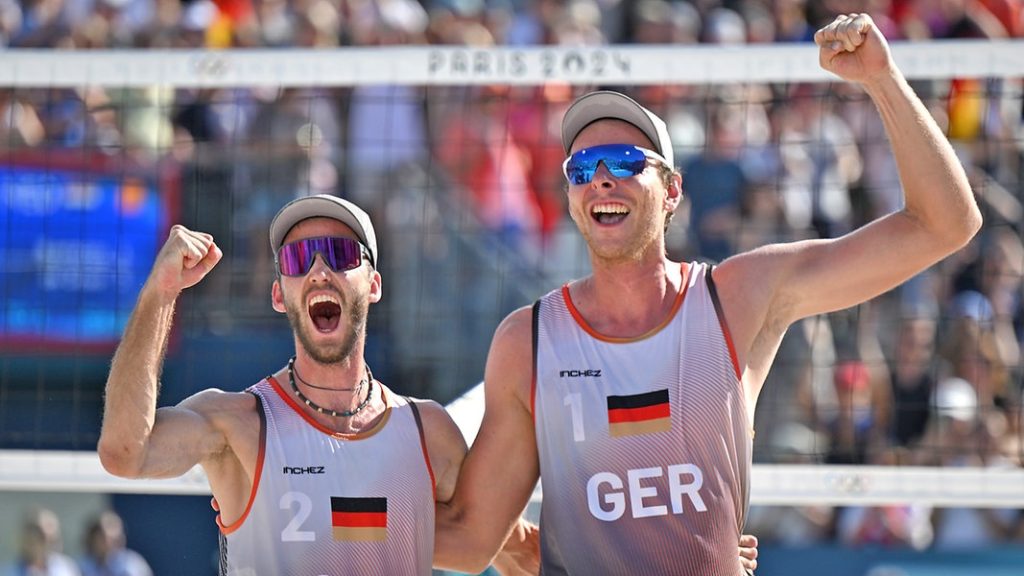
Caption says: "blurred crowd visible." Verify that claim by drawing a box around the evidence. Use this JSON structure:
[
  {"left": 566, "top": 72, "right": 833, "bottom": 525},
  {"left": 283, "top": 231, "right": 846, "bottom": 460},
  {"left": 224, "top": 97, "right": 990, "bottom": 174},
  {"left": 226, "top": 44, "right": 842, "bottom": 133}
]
[
  {"left": 4, "top": 508, "right": 152, "bottom": 576},
  {"left": 1, "top": 0, "right": 1022, "bottom": 50},
  {"left": 1, "top": 0, "right": 1023, "bottom": 552}
]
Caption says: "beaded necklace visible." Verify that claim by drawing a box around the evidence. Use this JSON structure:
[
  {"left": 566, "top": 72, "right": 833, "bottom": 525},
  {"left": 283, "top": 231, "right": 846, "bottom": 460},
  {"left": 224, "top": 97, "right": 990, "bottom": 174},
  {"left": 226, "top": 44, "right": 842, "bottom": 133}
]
[{"left": 287, "top": 356, "right": 374, "bottom": 418}]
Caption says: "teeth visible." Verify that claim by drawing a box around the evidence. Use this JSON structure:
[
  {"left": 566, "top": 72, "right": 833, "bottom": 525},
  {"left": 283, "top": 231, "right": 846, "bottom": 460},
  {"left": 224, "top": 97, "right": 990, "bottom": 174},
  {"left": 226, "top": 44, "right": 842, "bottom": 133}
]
[
  {"left": 592, "top": 203, "right": 629, "bottom": 215},
  {"left": 308, "top": 294, "right": 340, "bottom": 307}
]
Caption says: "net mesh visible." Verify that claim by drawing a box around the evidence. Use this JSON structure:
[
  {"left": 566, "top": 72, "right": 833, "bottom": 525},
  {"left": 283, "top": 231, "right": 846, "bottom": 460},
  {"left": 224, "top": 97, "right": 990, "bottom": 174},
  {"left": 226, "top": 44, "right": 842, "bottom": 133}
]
[{"left": 1, "top": 43, "right": 1023, "bottom": 511}]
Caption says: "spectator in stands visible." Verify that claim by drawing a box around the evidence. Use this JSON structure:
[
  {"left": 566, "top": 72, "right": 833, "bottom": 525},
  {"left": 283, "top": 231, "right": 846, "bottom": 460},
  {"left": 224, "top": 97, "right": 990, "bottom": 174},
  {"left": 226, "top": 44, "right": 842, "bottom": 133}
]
[
  {"left": 5, "top": 508, "right": 80, "bottom": 576},
  {"left": 629, "top": 0, "right": 701, "bottom": 45},
  {"left": 9, "top": 0, "right": 68, "bottom": 47},
  {"left": 777, "top": 82, "right": 863, "bottom": 239},
  {"left": 966, "top": 228, "right": 1023, "bottom": 376},
  {"left": 77, "top": 511, "right": 153, "bottom": 576},
  {"left": 504, "top": 0, "right": 570, "bottom": 45},
  {"left": 0, "top": 89, "right": 45, "bottom": 148},
  {"left": 434, "top": 84, "right": 544, "bottom": 260},
  {"left": 0, "top": 0, "right": 23, "bottom": 46},
  {"left": 344, "top": 0, "right": 430, "bottom": 217},
  {"left": 888, "top": 313, "right": 939, "bottom": 448},
  {"left": 773, "top": 0, "right": 816, "bottom": 41},
  {"left": 915, "top": 376, "right": 1022, "bottom": 549},
  {"left": 822, "top": 359, "right": 890, "bottom": 464},
  {"left": 939, "top": 290, "right": 1011, "bottom": 411},
  {"left": 702, "top": 6, "right": 748, "bottom": 44},
  {"left": 682, "top": 104, "right": 749, "bottom": 262}
]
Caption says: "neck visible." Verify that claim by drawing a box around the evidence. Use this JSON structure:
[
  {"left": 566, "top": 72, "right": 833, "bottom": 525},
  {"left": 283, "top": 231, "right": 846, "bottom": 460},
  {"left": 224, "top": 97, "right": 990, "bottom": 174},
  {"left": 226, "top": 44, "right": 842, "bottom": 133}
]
[
  {"left": 291, "top": 354, "right": 365, "bottom": 391},
  {"left": 573, "top": 257, "right": 684, "bottom": 337}
]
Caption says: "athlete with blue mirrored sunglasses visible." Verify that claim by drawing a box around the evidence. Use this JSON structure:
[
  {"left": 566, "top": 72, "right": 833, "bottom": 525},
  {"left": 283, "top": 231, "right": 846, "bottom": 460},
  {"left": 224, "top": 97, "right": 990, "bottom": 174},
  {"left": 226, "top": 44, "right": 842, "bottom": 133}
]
[{"left": 438, "top": 13, "right": 982, "bottom": 576}]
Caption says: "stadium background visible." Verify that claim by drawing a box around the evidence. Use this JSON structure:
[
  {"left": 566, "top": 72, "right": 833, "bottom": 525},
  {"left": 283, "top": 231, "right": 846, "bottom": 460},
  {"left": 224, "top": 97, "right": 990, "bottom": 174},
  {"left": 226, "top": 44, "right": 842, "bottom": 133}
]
[{"left": 1, "top": 0, "right": 1024, "bottom": 574}]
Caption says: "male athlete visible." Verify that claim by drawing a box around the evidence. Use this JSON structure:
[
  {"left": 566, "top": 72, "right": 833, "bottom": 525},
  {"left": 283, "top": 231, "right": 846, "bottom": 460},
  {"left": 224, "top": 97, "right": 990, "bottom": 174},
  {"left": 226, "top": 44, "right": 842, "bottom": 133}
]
[
  {"left": 435, "top": 13, "right": 981, "bottom": 575},
  {"left": 98, "top": 194, "right": 537, "bottom": 574}
]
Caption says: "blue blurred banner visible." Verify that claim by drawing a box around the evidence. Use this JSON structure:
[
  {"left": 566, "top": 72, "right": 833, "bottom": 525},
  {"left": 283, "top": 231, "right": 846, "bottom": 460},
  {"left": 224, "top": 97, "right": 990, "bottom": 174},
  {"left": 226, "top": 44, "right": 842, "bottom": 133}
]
[{"left": 0, "top": 160, "right": 168, "bottom": 352}]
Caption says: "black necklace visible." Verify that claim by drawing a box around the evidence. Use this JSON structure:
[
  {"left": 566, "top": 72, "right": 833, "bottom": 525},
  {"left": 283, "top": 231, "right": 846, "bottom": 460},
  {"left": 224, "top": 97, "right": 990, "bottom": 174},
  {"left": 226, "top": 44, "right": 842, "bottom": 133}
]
[
  {"left": 287, "top": 357, "right": 374, "bottom": 418},
  {"left": 292, "top": 360, "right": 364, "bottom": 392}
]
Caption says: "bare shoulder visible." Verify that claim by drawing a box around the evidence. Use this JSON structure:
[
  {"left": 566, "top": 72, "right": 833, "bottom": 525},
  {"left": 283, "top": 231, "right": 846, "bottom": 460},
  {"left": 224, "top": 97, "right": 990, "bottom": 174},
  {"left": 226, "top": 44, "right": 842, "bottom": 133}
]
[
  {"left": 493, "top": 304, "right": 535, "bottom": 343},
  {"left": 407, "top": 398, "right": 468, "bottom": 503},
  {"left": 714, "top": 242, "right": 796, "bottom": 289},
  {"left": 712, "top": 242, "right": 810, "bottom": 363},
  {"left": 490, "top": 305, "right": 534, "bottom": 368},
  {"left": 719, "top": 240, "right": 817, "bottom": 305},
  {"left": 409, "top": 398, "right": 466, "bottom": 450},
  {"left": 175, "top": 388, "right": 263, "bottom": 456},
  {"left": 178, "top": 388, "right": 260, "bottom": 422},
  {"left": 487, "top": 305, "right": 535, "bottom": 402}
]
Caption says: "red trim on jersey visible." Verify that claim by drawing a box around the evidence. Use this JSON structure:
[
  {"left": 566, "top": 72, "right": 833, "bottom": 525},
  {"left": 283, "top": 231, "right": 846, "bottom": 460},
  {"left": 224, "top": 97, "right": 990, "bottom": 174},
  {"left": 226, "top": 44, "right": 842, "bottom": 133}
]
[
  {"left": 332, "top": 511, "right": 388, "bottom": 528},
  {"left": 607, "top": 403, "right": 670, "bottom": 423},
  {"left": 706, "top": 266, "right": 742, "bottom": 381},
  {"left": 530, "top": 369, "right": 537, "bottom": 425},
  {"left": 218, "top": 391, "right": 267, "bottom": 535},
  {"left": 562, "top": 262, "right": 691, "bottom": 342},
  {"left": 722, "top": 321, "right": 741, "bottom": 381},
  {"left": 267, "top": 372, "right": 393, "bottom": 440}
]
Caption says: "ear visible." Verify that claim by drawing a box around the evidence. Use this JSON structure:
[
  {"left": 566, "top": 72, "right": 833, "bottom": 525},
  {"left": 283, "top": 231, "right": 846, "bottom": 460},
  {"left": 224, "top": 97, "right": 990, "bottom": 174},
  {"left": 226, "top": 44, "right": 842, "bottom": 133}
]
[
  {"left": 368, "top": 269, "right": 382, "bottom": 304},
  {"left": 664, "top": 171, "right": 683, "bottom": 211},
  {"left": 271, "top": 279, "right": 286, "bottom": 313}
]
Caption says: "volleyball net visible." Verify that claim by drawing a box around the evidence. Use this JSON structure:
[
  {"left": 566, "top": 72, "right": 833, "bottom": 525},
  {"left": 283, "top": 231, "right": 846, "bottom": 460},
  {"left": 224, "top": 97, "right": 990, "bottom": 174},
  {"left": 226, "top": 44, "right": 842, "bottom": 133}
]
[{"left": 1, "top": 41, "right": 1023, "bottom": 513}]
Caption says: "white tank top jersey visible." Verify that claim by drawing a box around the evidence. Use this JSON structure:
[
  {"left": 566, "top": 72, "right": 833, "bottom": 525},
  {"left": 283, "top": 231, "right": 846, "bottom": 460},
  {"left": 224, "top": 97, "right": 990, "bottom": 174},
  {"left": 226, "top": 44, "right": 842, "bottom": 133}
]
[
  {"left": 533, "top": 262, "right": 752, "bottom": 576},
  {"left": 218, "top": 376, "right": 436, "bottom": 576}
]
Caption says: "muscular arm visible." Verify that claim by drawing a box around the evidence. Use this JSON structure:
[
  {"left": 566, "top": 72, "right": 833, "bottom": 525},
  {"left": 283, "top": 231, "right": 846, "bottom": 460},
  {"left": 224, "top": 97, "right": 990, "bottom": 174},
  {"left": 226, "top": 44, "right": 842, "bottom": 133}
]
[
  {"left": 434, "top": 307, "right": 541, "bottom": 573},
  {"left": 715, "top": 14, "right": 982, "bottom": 398},
  {"left": 98, "top": 225, "right": 226, "bottom": 479},
  {"left": 417, "top": 393, "right": 539, "bottom": 574}
]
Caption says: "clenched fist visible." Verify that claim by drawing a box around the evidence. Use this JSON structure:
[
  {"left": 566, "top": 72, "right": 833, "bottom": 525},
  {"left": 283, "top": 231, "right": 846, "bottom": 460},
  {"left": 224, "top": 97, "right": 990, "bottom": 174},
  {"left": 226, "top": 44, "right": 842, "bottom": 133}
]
[
  {"left": 815, "top": 13, "right": 895, "bottom": 86},
  {"left": 148, "top": 224, "right": 222, "bottom": 296}
]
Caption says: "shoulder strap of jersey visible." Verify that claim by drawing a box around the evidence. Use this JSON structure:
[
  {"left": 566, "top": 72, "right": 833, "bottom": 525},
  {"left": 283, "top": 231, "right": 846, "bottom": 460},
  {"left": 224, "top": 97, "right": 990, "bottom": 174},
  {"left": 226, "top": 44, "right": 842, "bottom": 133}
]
[
  {"left": 704, "top": 263, "right": 727, "bottom": 323},
  {"left": 530, "top": 299, "right": 541, "bottom": 419},
  {"left": 407, "top": 397, "right": 426, "bottom": 444}
]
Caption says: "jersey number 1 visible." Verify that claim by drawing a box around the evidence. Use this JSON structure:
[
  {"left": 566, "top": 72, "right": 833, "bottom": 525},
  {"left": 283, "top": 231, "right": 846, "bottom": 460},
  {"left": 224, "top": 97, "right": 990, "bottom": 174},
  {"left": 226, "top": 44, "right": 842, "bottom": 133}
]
[{"left": 564, "top": 393, "right": 586, "bottom": 442}]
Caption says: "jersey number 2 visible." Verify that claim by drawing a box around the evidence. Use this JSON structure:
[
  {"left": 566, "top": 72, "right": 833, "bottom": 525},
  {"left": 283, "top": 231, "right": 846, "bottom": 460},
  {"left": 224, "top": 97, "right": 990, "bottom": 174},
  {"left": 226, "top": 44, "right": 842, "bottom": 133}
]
[{"left": 280, "top": 491, "right": 316, "bottom": 542}]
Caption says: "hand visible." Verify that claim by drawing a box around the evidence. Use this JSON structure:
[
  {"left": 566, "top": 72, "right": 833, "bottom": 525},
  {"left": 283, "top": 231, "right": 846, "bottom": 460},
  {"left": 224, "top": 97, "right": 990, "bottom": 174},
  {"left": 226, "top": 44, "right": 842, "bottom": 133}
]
[
  {"left": 815, "top": 13, "right": 894, "bottom": 86},
  {"left": 739, "top": 533, "right": 758, "bottom": 573},
  {"left": 491, "top": 520, "right": 540, "bottom": 576},
  {"left": 149, "top": 225, "right": 222, "bottom": 296}
]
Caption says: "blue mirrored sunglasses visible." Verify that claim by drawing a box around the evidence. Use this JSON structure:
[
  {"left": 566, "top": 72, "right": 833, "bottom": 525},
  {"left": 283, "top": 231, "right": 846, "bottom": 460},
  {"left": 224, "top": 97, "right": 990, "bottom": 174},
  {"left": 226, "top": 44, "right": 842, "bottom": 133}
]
[
  {"left": 276, "top": 236, "right": 369, "bottom": 277},
  {"left": 562, "top": 144, "right": 668, "bottom": 185}
]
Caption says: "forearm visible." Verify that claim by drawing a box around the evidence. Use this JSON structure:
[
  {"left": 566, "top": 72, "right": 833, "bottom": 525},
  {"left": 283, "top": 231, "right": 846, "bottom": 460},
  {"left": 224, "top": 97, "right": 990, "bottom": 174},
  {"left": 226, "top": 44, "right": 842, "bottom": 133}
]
[
  {"left": 97, "top": 281, "right": 178, "bottom": 477},
  {"left": 434, "top": 501, "right": 507, "bottom": 573},
  {"left": 864, "top": 69, "right": 981, "bottom": 246}
]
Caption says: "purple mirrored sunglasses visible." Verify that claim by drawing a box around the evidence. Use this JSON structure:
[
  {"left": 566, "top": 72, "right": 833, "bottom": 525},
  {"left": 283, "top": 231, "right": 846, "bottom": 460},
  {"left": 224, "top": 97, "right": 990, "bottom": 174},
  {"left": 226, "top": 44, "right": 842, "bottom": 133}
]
[{"left": 276, "top": 236, "right": 369, "bottom": 277}]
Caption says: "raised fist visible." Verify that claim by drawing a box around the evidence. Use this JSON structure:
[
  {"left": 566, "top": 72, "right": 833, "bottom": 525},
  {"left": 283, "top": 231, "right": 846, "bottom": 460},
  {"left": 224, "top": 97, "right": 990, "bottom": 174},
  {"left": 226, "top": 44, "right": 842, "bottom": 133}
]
[
  {"left": 815, "top": 13, "right": 895, "bottom": 86},
  {"left": 148, "top": 224, "right": 222, "bottom": 296}
]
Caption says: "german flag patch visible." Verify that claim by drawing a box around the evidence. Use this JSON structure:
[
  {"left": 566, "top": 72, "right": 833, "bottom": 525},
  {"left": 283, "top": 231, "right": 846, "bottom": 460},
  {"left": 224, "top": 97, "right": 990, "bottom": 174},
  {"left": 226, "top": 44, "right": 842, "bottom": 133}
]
[
  {"left": 331, "top": 497, "right": 387, "bottom": 541},
  {"left": 607, "top": 389, "right": 671, "bottom": 437}
]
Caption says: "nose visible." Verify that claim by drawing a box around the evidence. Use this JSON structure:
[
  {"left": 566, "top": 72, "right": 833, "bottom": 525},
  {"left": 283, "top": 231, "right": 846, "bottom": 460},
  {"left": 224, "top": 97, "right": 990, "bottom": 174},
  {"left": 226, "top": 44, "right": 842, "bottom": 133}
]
[
  {"left": 307, "top": 253, "right": 333, "bottom": 280},
  {"left": 591, "top": 161, "right": 616, "bottom": 188}
]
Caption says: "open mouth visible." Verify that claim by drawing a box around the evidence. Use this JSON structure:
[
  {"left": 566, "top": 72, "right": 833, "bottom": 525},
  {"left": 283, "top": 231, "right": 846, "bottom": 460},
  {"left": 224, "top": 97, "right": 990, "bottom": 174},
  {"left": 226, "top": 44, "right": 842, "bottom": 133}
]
[
  {"left": 308, "top": 294, "right": 342, "bottom": 332},
  {"left": 591, "top": 202, "right": 630, "bottom": 225}
]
